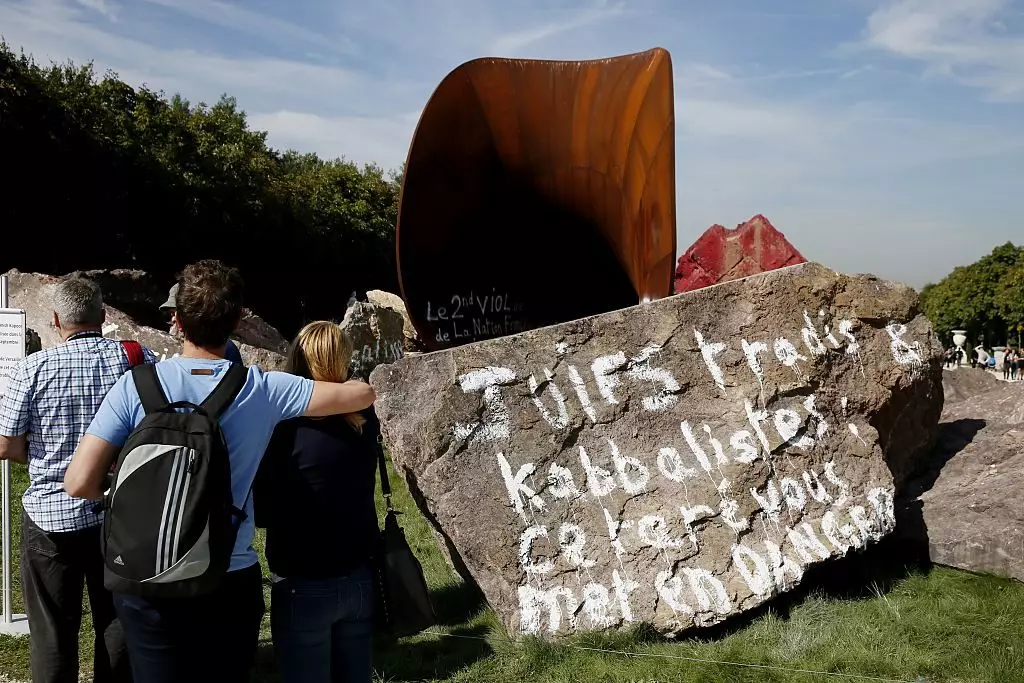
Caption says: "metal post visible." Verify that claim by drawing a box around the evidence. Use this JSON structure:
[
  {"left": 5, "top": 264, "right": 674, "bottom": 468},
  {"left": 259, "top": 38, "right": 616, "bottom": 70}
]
[
  {"left": 0, "top": 273, "right": 9, "bottom": 625},
  {"left": 0, "top": 274, "right": 29, "bottom": 635}
]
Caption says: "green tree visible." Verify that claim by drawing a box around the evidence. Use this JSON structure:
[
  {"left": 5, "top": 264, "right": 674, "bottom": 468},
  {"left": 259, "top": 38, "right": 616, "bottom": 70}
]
[
  {"left": 0, "top": 41, "right": 401, "bottom": 335},
  {"left": 920, "top": 242, "right": 1024, "bottom": 346}
]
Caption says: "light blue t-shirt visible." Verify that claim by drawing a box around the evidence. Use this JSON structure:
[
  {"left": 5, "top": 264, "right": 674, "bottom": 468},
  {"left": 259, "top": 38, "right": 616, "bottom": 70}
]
[{"left": 86, "top": 357, "right": 314, "bottom": 572}]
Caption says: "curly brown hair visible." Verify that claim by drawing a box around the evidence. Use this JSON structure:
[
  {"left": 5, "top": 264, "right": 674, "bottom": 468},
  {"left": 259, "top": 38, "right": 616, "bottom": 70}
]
[{"left": 175, "top": 260, "right": 244, "bottom": 350}]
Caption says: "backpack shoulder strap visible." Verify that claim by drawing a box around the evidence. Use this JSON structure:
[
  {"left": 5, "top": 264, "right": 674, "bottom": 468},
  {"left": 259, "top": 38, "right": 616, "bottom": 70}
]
[
  {"left": 200, "top": 363, "right": 248, "bottom": 420},
  {"left": 132, "top": 364, "right": 169, "bottom": 415}
]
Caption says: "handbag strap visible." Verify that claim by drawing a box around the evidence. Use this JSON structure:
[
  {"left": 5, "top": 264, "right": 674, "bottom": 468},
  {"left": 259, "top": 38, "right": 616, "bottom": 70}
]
[{"left": 375, "top": 433, "right": 394, "bottom": 512}]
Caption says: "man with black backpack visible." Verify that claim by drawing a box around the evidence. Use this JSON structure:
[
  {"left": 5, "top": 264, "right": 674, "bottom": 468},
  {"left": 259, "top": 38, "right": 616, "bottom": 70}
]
[
  {"left": 64, "top": 260, "right": 376, "bottom": 683},
  {"left": 0, "top": 276, "right": 154, "bottom": 683}
]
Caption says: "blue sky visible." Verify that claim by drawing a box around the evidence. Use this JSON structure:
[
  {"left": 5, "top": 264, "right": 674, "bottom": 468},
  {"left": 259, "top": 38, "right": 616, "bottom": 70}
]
[{"left": 2, "top": 0, "right": 1022, "bottom": 288}]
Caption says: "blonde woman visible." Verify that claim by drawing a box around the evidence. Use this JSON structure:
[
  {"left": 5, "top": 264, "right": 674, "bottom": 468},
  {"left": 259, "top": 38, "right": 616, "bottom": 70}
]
[{"left": 254, "top": 321, "right": 378, "bottom": 683}]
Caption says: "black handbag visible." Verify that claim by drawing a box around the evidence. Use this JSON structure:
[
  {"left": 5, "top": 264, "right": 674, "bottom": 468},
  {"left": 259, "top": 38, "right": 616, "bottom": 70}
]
[{"left": 372, "top": 433, "right": 437, "bottom": 639}]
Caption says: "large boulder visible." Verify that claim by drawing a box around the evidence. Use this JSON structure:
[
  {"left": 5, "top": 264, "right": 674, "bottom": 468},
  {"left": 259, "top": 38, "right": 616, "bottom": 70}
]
[
  {"left": 896, "top": 369, "right": 1023, "bottom": 582},
  {"left": 898, "top": 419, "right": 1024, "bottom": 583},
  {"left": 341, "top": 300, "right": 406, "bottom": 381},
  {"left": 65, "top": 268, "right": 290, "bottom": 354},
  {"left": 370, "top": 262, "right": 943, "bottom": 637},
  {"left": 366, "top": 289, "right": 425, "bottom": 352},
  {"left": 3, "top": 270, "right": 286, "bottom": 370}
]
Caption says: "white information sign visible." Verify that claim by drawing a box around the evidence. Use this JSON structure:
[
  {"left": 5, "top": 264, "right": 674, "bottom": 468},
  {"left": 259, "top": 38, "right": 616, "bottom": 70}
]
[
  {"left": 0, "top": 308, "right": 27, "bottom": 399},
  {"left": 0, "top": 276, "right": 30, "bottom": 634}
]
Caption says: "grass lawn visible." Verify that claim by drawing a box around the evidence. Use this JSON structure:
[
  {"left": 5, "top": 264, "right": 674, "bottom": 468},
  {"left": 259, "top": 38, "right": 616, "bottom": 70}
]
[{"left": 2, "top": 459, "right": 1023, "bottom": 682}]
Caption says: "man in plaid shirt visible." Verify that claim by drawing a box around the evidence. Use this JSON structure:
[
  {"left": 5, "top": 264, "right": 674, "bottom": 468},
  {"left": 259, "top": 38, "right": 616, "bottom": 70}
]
[{"left": 0, "top": 277, "right": 155, "bottom": 683}]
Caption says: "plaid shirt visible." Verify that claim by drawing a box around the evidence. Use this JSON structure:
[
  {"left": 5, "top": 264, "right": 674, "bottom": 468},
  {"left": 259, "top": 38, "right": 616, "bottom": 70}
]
[{"left": 0, "top": 333, "right": 156, "bottom": 533}]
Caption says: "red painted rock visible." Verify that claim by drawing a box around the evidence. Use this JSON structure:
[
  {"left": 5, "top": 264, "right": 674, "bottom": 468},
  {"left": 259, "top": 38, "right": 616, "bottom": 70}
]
[{"left": 674, "top": 215, "right": 806, "bottom": 294}]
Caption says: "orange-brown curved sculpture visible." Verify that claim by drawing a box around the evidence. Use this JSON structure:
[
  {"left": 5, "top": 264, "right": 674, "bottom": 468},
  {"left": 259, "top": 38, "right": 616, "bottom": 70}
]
[{"left": 397, "top": 47, "right": 676, "bottom": 350}]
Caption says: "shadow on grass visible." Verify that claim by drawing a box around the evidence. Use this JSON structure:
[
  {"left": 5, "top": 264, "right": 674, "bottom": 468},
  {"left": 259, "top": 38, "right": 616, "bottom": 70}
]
[
  {"left": 429, "top": 579, "right": 487, "bottom": 627},
  {"left": 250, "top": 580, "right": 492, "bottom": 682},
  {"left": 251, "top": 623, "right": 494, "bottom": 683}
]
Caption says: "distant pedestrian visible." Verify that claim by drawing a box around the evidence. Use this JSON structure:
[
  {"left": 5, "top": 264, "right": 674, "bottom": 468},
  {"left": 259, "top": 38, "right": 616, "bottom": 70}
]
[{"left": 0, "top": 277, "right": 155, "bottom": 683}]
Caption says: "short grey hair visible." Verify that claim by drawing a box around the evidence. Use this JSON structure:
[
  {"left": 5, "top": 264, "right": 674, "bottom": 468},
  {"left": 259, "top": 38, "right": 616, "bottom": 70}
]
[{"left": 53, "top": 278, "right": 104, "bottom": 327}]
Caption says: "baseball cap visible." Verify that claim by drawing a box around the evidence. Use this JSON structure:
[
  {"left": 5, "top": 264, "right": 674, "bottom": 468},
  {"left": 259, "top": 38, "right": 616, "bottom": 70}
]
[{"left": 159, "top": 283, "right": 178, "bottom": 311}]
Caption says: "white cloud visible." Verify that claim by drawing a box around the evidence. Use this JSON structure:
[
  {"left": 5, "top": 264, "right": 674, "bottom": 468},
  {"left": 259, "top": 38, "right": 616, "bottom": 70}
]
[
  {"left": 74, "top": 0, "right": 117, "bottom": 21},
  {"left": 248, "top": 110, "right": 420, "bottom": 169},
  {"left": 491, "top": 1, "right": 625, "bottom": 53},
  {"left": 139, "top": 0, "right": 359, "bottom": 56},
  {"left": 861, "top": 0, "right": 1024, "bottom": 100}
]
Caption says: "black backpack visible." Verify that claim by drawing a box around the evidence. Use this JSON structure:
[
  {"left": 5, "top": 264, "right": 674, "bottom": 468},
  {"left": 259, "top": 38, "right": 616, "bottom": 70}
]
[{"left": 100, "top": 363, "right": 248, "bottom": 598}]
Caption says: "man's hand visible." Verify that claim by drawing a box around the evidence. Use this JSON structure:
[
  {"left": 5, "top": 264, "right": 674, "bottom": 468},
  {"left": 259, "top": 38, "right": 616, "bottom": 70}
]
[
  {"left": 65, "top": 434, "right": 120, "bottom": 500},
  {"left": 305, "top": 380, "right": 376, "bottom": 418},
  {"left": 0, "top": 434, "right": 28, "bottom": 464}
]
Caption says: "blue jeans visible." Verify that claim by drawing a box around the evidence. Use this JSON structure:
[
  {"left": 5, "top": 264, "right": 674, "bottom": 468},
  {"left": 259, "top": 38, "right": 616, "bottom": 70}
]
[
  {"left": 113, "top": 563, "right": 265, "bottom": 683},
  {"left": 271, "top": 564, "right": 375, "bottom": 683}
]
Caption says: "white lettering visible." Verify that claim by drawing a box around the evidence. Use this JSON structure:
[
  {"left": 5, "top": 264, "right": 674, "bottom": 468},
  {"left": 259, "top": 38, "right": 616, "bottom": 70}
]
[
  {"left": 681, "top": 421, "right": 714, "bottom": 474},
  {"left": 773, "top": 408, "right": 814, "bottom": 449},
  {"left": 787, "top": 523, "right": 831, "bottom": 563},
  {"left": 764, "top": 540, "right": 804, "bottom": 590},
  {"left": 454, "top": 367, "right": 517, "bottom": 442},
  {"left": 750, "top": 481, "right": 783, "bottom": 522},
  {"left": 497, "top": 453, "right": 546, "bottom": 521},
  {"left": 628, "top": 345, "right": 681, "bottom": 411},
  {"left": 773, "top": 337, "right": 807, "bottom": 368},
  {"left": 592, "top": 352, "right": 627, "bottom": 405},
  {"left": 547, "top": 462, "right": 582, "bottom": 500},
  {"left": 741, "top": 339, "right": 768, "bottom": 390},
  {"left": 657, "top": 446, "right": 697, "bottom": 483},
  {"left": 802, "top": 469, "right": 833, "bottom": 504},
  {"left": 637, "top": 515, "right": 683, "bottom": 549},
  {"left": 567, "top": 365, "right": 597, "bottom": 422},
  {"left": 802, "top": 310, "right": 827, "bottom": 356},
  {"left": 612, "top": 569, "right": 640, "bottom": 622},
  {"left": 886, "top": 323, "right": 922, "bottom": 366},
  {"left": 518, "top": 585, "right": 578, "bottom": 634},
  {"left": 609, "top": 439, "right": 651, "bottom": 494},
  {"left": 719, "top": 497, "right": 749, "bottom": 533},
  {"left": 680, "top": 504, "right": 716, "bottom": 548},
  {"left": 684, "top": 568, "right": 731, "bottom": 615},
  {"left": 780, "top": 477, "right": 806, "bottom": 512},
  {"left": 519, "top": 525, "right": 554, "bottom": 574},
  {"left": 558, "top": 523, "right": 597, "bottom": 569},
  {"left": 579, "top": 445, "right": 617, "bottom": 498},
  {"left": 655, "top": 571, "right": 694, "bottom": 615},
  {"left": 733, "top": 543, "right": 773, "bottom": 597},
  {"left": 694, "top": 329, "right": 728, "bottom": 390},
  {"left": 729, "top": 430, "right": 759, "bottom": 464},
  {"left": 744, "top": 400, "right": 773, "bottom": 453},
  {"left": 529, "top": 369, "right": 569, "bottom": 429},
  {"left": 582, "top": 583, "right": 615, "bottom": 627}
]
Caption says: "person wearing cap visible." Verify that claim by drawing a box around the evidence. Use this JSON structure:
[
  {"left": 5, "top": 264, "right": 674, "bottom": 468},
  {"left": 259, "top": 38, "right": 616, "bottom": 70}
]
[{"left": 160, "top": 283, "right": 244, "bottom": 365}]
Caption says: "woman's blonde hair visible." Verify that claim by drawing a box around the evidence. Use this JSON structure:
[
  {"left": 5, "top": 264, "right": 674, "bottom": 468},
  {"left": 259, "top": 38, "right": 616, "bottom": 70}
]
[{"left": 285, "top": 321, "right": 365, "bottom": 432}]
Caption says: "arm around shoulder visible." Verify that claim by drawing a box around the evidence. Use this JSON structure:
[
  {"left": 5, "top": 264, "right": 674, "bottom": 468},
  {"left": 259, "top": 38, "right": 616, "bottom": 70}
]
[{"left": 304, "top": 379, "right": 376, "bottom": 418}]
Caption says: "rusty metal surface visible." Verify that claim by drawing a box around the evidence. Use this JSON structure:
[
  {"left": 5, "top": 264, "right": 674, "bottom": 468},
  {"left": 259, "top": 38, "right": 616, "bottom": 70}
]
[{"left": 396, "top": 47, "right": 676, "bottom": 350}]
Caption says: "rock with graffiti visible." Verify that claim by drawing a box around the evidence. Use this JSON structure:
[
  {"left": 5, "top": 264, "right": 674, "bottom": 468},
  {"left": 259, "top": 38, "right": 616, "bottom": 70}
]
[
  {"left": 342, "top": 298, "right": 405, "bottom": 381},
  {"left": 370, "top": 262, "right": 944, "bottom": 638}
]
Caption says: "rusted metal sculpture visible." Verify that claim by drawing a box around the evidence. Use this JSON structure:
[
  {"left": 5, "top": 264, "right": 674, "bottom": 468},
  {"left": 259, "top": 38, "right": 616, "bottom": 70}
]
[{"left": 396, "top": 47, "right": 676, "bottom": 350}]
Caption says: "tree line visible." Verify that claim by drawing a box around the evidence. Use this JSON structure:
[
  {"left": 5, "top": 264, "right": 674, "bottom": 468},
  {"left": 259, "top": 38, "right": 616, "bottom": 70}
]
[
  {"left": 0, "top": 42, "right": 402, "bottom": 336},
  {"left": 920, "top": 242, "right": 1024, "bottom": 348}
]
